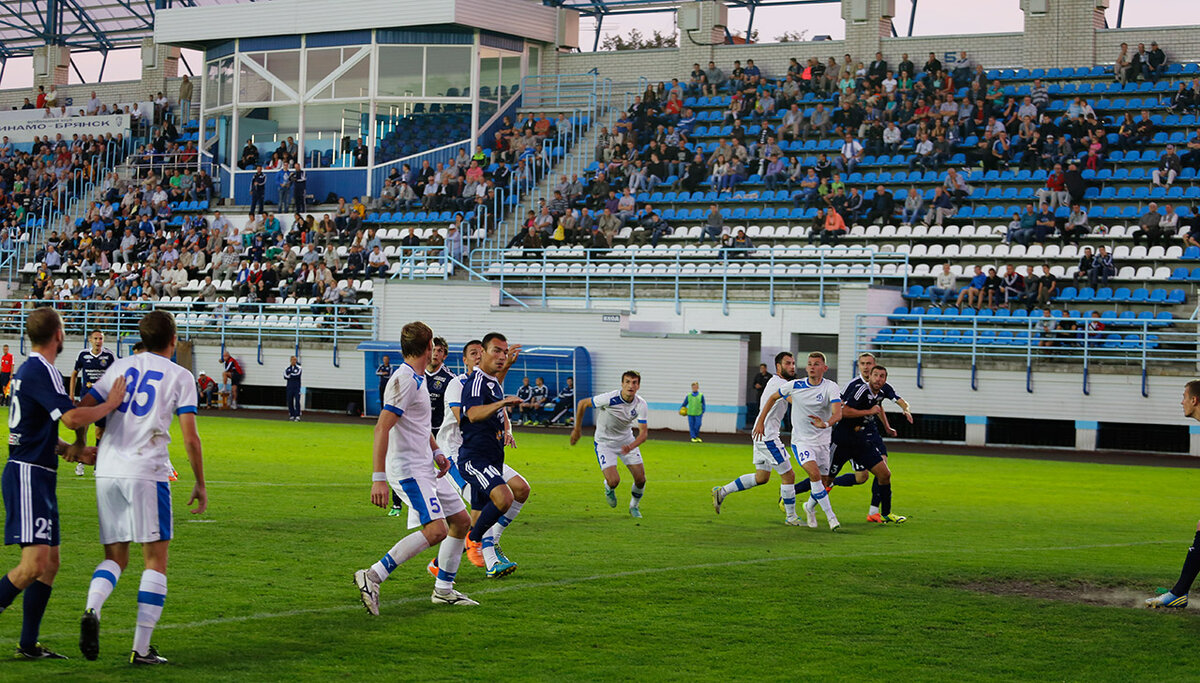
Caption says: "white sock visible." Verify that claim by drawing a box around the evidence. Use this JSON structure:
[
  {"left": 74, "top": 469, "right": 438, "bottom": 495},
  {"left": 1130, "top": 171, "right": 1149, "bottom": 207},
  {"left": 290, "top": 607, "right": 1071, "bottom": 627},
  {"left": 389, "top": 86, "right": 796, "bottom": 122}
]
[
  {"left": 721, "top": 474, "right": 758, "bottom": 496},
  {"left": 132, "top": 570, "right": 166, "bottom": 656},
  {"left": 810, "top": 479, "right": 835, "bottom": 518},
  {"left": 490, "top": 500, "right": 523, "bottom": 543},
  {"left": 869, "top": 504, "right": 880, "bottom": 516},
  {"left": 481, "top": 529, "right": 500, "bottom": 569},
  {"left": 86, "top": 560, "right": 121, "bottom": 619},
  {"left": 434, "top": 536, "right": 465, "bottom": 591},
  {"left": 781, "top": 483, "right": 796, "bottom": 516},
  {"left": 630, "top": 482, "right": 645, "bottom": 508},
  {"left": 369, "top": 531, "right": 431, "bottom": 582}
]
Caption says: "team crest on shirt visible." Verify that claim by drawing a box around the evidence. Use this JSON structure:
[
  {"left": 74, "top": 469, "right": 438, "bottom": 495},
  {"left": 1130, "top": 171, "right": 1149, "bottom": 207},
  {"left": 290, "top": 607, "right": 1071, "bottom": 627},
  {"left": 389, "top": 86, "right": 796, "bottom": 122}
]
[{"left": 631, "top": 409, "right": 638, "bottom": 418}]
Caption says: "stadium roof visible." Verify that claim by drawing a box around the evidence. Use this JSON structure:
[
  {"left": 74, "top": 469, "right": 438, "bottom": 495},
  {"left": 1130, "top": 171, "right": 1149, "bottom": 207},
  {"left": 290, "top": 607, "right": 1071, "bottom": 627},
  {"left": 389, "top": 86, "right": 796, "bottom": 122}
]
[{"left": 0, "top": 0, "right": 244, "bottom": 59}]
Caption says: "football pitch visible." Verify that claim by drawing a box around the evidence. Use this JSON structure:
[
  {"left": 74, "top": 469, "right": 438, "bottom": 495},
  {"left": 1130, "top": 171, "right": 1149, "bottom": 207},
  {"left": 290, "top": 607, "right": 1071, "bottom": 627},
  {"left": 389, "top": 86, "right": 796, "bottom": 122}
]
[{"left": 2, "top": 414, "right": 1199, "bottom": 681}]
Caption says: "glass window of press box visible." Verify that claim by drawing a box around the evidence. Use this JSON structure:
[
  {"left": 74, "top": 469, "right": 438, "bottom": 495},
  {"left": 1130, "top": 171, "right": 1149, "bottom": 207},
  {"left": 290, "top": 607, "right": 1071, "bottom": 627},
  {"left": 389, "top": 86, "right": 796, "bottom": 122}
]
[{"left": 201, "top": 32, "right": 534, "bottom": 171}]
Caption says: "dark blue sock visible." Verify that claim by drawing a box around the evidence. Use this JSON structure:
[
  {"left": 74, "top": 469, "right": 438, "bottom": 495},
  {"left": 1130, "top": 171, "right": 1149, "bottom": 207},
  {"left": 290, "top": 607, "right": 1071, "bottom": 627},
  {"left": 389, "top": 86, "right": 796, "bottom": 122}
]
[
  {"left": 871, "top": 478, "right": 882, "bottom": 507},
  {"left": 878, "top": 483, "right": 893, "bottom": 516},
  {"left": 793, "top": 479, "right": 812, "bottom": 495},
  {"left": 1172, "top": 531, "right": 1200, "bottom": 596},
  {"left": 469, "top": 501, "right": 503, "bottom": 543},
  {"left": 833, "top": 473, "right": 859, "bottom": 488},
  {"left": 0, "top": 575, "right": 21, "bottom": 610},
  {"left": 19, "top": 581, "right": 52, "bottom": 651}
]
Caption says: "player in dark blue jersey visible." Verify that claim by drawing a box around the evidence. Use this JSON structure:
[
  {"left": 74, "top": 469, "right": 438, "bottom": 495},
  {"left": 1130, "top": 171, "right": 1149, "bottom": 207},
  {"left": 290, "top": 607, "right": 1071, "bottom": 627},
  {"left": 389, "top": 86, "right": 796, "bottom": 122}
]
[
  {"left": 69, "top": 329, "right": 115, "bottom": 476},
  {"left": 425, "top": 337, "right": 455, "bottom": 437},
  {"left": 0, "top": 308, "right": 124, "bottom": 659},
  {"left": 829, "top": 365, "right": 908, "bottom": 524},
  {"left": 284, "top": 356, "right": 302, "bottom": 421},
  {"left": 460, "top": 332, "right": 523, "bottom": 578}
]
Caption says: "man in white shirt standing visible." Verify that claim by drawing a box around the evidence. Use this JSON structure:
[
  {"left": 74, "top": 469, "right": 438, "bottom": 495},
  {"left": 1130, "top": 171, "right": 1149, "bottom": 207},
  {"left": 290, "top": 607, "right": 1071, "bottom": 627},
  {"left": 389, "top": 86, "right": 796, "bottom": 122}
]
[
  {"left": 76, "top": 310, "right": 207, "bottom": 665},
  {"left": 754, "top": 352, "right": 843, "bottom": 531}
]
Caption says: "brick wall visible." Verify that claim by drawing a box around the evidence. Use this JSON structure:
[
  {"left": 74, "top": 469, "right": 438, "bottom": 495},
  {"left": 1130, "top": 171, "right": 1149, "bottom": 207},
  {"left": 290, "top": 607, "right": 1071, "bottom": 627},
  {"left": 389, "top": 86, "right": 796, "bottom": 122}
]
[{"left": 881, "top": 33, "right": 1024, "bottom": 70}]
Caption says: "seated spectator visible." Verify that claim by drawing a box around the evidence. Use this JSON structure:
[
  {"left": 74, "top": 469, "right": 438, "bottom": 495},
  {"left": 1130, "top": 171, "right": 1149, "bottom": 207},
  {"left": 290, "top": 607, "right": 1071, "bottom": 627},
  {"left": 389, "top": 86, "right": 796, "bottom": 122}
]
[
  {"left": 1161, "top": 203, "right": 1181, "bottom": 241},
  {"left": 1153, "top": 144, "right": 1182, "bottom": 187},
  {"left": 1182, "top": 210, "right": 1200, "bottom": 249},
  {"left": 1088, "top": 245, "right": 1115, "bottom": 288},
  {"left": 366, "top": 245, "right": 389, "bottom": 277},
  {"left": 1000, "top": 264, "right": 1024, "bottom": 308},
  {"left": 1033, "top": 204, "right": 1057, "bottom": 243},
  {"left": 646, "top": 212, "right": 672, "bottom": 247},
  {"left": 923, "top": 187, "right": 954, "bottom": 226},
  {"left": 1007, "top": 207, "right": 1036, "bottom": 246},
  {"left": 866, "top": 184, "right": 895, "bottom": 225},
  {"left": 834, "top": 133, "right": 863, "bottom": 174},
  {"left": 1145, "top": 41, "right": 1167, "bottom": 81},
  {"left": 1036, "top": 163, "right": 1069, "bottom": 210},
  {"left": 725, "top": 228, "right": 754, "bottom": 259},
  {"left": 901, "top": 188, "right": 923, "bottom": 225},
  {"left": 1037, "top": 308, "right": 1058, "bottom": 348},
  {"left": 1037, "top": 264, "right": 1058, "bottom": 306},
  {"left": 1132, "top": 203, "right": 1165, "bottom": 247},
  {"left": 808, "top": 208, "right": 847, "bottom": 245},
  {"left": 1061, "top": 204, "right": 1089, "bottom": 245},
  {"left": 701, "top": 204, "right": 725, "bottom": 244},
  {"left": 1073, "top": 246, "right": 1095, "bottom": 285},
  {"left": 927, "top": 263, "right": 956, "bottom": 305},
  {"left": 1019, "top": 265, "right": 1040, "bottom": 307}
]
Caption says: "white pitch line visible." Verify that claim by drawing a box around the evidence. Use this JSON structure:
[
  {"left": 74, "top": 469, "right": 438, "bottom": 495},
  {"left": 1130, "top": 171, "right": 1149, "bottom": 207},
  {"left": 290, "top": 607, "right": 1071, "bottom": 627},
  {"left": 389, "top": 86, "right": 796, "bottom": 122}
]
[{"left": 41, "top": 539, "right": 1176, "bottom": 639}]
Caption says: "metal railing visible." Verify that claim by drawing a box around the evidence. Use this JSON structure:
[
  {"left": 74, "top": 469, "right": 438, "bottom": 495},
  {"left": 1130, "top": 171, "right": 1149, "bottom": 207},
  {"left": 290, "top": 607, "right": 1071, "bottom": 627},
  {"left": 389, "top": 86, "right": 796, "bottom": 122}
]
[
  {"left": 1, "top": 298, "right": 377, "bottom": 363},
  {"left": 469, "top": 246, "right": 910, "bottom": 314},
  {"left": 854, "top": 312, "right": 1198, "bottom": 396},
  {"left": 368, "top": 139, "right": 473, "bottom": 200}
]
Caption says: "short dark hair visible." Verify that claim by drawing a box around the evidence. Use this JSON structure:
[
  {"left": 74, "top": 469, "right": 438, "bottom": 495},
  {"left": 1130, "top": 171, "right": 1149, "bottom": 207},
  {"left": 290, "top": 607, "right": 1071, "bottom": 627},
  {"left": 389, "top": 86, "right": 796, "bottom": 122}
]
[
  {"left": 870, "top": 365, "right": 888, "bottom": 377},
  {"left": 139, "top": 310, "right": 176, "bottom": 352},
  {"left": 26, "top": 307, "right": 61, "bottom": 346},
  {"left": 463, "top": 339, "right": 483, "bottom": 358},
  {"left": 400, "top": 321, "right": 433, "bottom": 358},
  {"left": 432, "top": 336, "right": 448, "bottom": 352},
  {"left": 89, "top": 328, "right": 103, "bottom": 339},
  {"left": 774, "top": 351, "right": 793, "bottom": 367},
  {"left": 622, "top": 370, "right": 641, "bottom": 382},
  {"left": 482, "top": 332, "right": 507, "bottom": 349},
  {"left": 1187, "top": 380, "right": 1200, "bottom": 400}
]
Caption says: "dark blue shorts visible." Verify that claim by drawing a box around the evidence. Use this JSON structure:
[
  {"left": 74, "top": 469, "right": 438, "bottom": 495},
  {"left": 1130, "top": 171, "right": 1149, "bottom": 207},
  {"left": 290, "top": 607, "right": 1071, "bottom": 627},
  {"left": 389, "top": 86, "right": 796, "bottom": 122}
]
[
  {"left": 2, "top": 461, "right": 60, "bottom": 546},
  {"left": 458, "top": 456, "right": 506, "bottom": 509},
  {"left": 830, "top": 429, "right": 885, "bottom": 477}
]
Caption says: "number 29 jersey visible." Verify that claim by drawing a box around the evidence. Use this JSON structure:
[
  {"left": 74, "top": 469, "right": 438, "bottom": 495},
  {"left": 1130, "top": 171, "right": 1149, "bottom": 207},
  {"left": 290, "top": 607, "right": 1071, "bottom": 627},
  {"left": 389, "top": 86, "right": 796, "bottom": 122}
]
[{"left": 87, "top": 352, "right": 199, "bottom": 482}]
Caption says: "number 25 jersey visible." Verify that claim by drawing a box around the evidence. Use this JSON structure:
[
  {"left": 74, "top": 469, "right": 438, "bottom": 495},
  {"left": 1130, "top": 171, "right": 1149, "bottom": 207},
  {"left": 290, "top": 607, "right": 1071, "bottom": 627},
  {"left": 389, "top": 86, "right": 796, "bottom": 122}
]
[{"left": 87, "top": 352, "right": 198, "bottom": 482}]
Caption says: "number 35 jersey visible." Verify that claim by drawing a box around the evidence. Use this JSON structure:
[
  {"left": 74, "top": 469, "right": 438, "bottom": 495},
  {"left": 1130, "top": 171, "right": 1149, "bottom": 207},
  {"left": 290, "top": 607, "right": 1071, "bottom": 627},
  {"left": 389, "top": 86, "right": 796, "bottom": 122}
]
[{"left": 87, "top": 352, "right": 198, "bottom": 482}]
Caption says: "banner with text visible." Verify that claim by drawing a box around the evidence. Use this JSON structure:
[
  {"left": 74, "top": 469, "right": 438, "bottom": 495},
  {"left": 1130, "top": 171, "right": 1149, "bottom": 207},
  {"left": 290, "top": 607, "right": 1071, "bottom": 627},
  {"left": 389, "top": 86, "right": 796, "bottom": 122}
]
[{"left": 0, "top": 114, "right": 130, "bottom": 143}]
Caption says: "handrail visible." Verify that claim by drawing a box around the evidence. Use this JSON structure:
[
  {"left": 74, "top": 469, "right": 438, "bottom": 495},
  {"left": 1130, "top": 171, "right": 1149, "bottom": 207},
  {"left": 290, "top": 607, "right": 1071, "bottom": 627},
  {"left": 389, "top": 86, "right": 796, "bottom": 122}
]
[
  {"left": 854, "top": 311, "right": 1193, "bottom": 394},
  {"left": 468, "top": 245, "right": 909, "bottom": 313}
]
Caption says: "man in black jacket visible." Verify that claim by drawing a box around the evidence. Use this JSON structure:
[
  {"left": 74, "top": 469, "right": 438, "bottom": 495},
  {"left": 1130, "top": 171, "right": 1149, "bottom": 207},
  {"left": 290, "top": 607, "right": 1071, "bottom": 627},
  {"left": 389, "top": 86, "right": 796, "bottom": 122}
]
[{"left": 866, "top": 184, "right": 896, "bottom": 225}]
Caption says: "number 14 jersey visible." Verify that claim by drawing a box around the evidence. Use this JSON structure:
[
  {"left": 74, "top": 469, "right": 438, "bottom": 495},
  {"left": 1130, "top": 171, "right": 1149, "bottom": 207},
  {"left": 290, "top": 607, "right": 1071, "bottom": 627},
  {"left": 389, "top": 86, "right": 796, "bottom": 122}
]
[{"left": 87, "top": 352, "right": 198, "bottom": 482}]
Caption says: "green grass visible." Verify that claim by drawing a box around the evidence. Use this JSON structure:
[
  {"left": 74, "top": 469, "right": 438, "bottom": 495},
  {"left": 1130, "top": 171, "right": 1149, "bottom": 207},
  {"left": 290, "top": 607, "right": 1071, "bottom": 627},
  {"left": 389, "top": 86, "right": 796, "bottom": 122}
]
[{"left": 0, "top": 414, "right": 1197, "bottom": 681}]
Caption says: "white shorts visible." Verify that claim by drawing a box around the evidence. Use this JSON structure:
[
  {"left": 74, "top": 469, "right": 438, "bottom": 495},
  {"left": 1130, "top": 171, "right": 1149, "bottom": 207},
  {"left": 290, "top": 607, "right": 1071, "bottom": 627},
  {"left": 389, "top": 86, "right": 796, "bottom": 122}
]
[
  {"left": 95, "top": 477, "right": 173, "bottom": 545},
  {"left": 753, "top": 438, "right": 793, "bottom": 474},
  {"left": 389, "top": 470, "right": 468, "bottom": 530},
  {"left": 790, "top": 441, "right": 832, "bottom": 475},
  {"left": 594, "top": 441, "right": 643, "bottom": 469}
]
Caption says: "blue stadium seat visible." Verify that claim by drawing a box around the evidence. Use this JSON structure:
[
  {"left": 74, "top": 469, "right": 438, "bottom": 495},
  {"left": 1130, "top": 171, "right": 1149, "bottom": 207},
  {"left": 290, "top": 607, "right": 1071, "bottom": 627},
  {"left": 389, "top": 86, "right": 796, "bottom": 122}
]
[{"left": 1167, "top": 288, "right": 1187, "bottom": 304}]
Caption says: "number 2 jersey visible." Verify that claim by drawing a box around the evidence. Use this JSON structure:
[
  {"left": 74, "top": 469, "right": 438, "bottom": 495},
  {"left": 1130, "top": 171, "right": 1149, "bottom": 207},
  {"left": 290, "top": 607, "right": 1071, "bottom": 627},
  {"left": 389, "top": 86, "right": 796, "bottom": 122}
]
[
  {"left": 591, "top": 389, "right": 649, "bottom": 449},
  {"left": 87, "top": 352, "right": 198, "bottom": 482}
]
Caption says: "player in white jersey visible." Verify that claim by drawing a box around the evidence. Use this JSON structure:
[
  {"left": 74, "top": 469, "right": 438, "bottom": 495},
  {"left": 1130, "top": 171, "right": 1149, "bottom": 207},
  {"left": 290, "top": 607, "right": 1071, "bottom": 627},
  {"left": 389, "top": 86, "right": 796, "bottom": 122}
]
[
  {"left": 429, "top": 338, "right": 531, "bottom": 574},
  {"left": 354, "top": 322, "right": 478, "bottom": 612},
  {"left": 75, "top": 311, "right": 207, "bottom": 665},
  {"left": 753, "top": 351, "right": 843, "bottom": 531},
  {"left": 712, "top": 352, "right": 802, "bottom": 525},
  {"left": 570, "top": 371, "right": 650, "bottom": 518}
]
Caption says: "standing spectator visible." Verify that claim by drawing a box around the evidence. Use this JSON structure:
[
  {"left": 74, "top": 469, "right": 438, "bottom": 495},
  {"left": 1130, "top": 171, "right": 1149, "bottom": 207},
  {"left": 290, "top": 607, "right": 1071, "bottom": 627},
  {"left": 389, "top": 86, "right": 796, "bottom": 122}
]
[
  {"left": 0, "top": 344, "right": 11, "bottom": 406},
  {"left": 752, "top": 363, "right": 771, "bottom": 406},
  {"left": 178, "top": 75, "right": 194, "bottom": 124},
  {"left": 284, "top": 356, "right": 302, "bottom": 421},
  {"left": 291, "top": 163, "right": 307, "bottom": 213},
  {"left": 928, "top": 263, "right": 957, "bottom": 305},
  {"left": 223, "top": 351, "right": 244, "bottom": 410},
  {"left": 681, "top": 382, "right": 706, "bottom": 443}
]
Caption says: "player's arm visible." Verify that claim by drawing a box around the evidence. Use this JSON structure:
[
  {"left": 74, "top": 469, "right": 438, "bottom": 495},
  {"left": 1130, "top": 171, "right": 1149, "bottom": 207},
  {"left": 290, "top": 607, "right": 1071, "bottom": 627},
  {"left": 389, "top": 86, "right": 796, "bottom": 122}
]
[
  {"left": 370, "top": 409, "right": 398, "bottom": 508},
  {"left": 623, "top": 420, "right": 649, "bottom": 453},
  {"left": 178, "top": 412, "right": 207, "bottom": 513},
  {"left": 839, "top": 403, "right": 876, "bottom": 418},
  {"left": 752, "top": 391, "right": 783, "bottom": 439},
  {"left": 68, "top": 368, "right": 79, "bottom": 402},
  {"left": 569, "top": 397, "right": 593, "bottom": 445},
  {"left": 428, "top": 434, "right": 450, "bottom": 476},
  {"left": 809, "top": 400, "right": 842, "bottom": 430},
  {"left": 893, "top": 396, "right": 914, "bottom": 422},
  {"left": 501, "top": 409, "right": 517, "bottom": 448},
  {"left": 877, "top": 406, "right": 898, "bottom": 437},
  {"left": 700, "top": 395, "right": 706, "bottom": 414},
  {"left": 465, "top": 396, "right": 522, "bottom": 422},
  {"left": 496, "top": 343, "right": 521, "bottom": 381},
  {"left": 64, "top": 375, "right": 127, "bottom": 430}
]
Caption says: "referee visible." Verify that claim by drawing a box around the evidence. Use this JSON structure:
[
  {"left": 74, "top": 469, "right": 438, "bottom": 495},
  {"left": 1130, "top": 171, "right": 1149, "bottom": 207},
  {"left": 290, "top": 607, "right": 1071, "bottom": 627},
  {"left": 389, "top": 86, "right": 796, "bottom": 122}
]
[{"left": 1147, "top": 379, "right": 1200, "bottom": 608}]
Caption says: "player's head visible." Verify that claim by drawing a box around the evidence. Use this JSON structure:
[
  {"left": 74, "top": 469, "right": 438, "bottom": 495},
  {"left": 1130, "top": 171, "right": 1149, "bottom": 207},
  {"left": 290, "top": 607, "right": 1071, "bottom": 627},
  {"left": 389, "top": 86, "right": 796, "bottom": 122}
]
[
  {"left": 857, "top": 352, "right": 876, "bottom": 378},
  {"left": 88, "top": 328, "right": 104, "bottom": 351},
  {"left": 139, "top": 310, "right": 176, "bottom": 354},
  {"left": 430, "top": 336, "right": 448, "bottom": 368},
  {"left": 774, "top": 351, "right": 795, "bottom": 380},
  {"left": 691, "top": 382, "right": 699, "bottom": 392},
  {"left": 806, "top": 352, "right": 827, "bottom": 381},
  {"left": 289, "top": 355, "right": 297, "bottom": 365},
  {"left": 1183, "top": 380, "right": 1200, "bottom": 421},
  {"left": 381, "top": 354, "right": 390, "bottom": 365},
  {"left": 566, "top": 376, "right": 574, "bottom": 385},
  {"left": 3, "top": 344, "right": 8, "bottom": 352},
  {"left": 621, "top": 370, "right": 641, "bottom": 397},
  {"left": 521, "top": 376, "right": 530, "bottom": 385},
  {"left": 400, "top": 321, "right": 434, "bottom": 366},
  {"left": 462, "top": 339, "right": 483, "bottom": 371},
  {"left": 26, "top": 306, "right": 63, "bottom": 354},
  {"left": 869, "top": 364, "right": 888, "bottom": 391},
  {"left": 535, "top": 376, "right": 544, "bottom": 386},
  {"left": 480, "top": 332, "right": 509, "bottom": 375}
]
